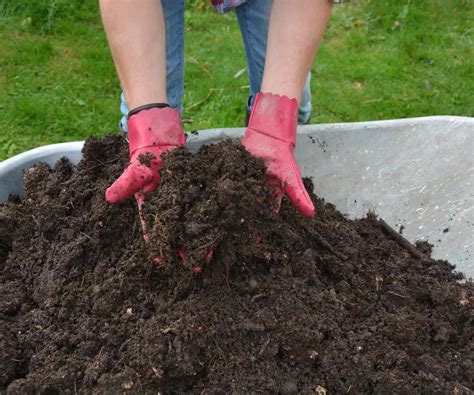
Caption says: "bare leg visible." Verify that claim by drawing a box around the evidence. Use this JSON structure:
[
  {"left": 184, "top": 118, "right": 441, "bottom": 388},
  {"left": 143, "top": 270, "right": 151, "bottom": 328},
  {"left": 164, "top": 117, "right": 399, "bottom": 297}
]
[
  {"left": 99, "top": 0, "right": 168, "bottom": 110},
  {"left": 261, "top": 0, "right": 333, "bottom": 102}
]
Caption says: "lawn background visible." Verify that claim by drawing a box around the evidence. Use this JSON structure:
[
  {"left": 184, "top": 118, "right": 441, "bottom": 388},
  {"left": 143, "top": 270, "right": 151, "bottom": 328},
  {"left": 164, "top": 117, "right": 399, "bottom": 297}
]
[{"left": 0, "top": 0, "right": 473, "bottom": 160}]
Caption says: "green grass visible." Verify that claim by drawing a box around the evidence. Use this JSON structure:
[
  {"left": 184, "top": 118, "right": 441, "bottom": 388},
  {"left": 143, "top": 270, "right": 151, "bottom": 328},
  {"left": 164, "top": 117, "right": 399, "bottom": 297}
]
[{"left": 0, "top": 0, "right": 473, "bottom": 159}]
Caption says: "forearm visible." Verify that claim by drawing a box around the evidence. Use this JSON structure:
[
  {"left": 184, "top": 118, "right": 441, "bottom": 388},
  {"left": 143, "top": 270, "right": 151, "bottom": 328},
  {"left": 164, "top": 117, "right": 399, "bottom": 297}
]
[
  {"left": 261, "top": 0, "right": 333, "bottom": 102},
  {"left": 99, "top": 0, "right": 168, "bottom": 110}
]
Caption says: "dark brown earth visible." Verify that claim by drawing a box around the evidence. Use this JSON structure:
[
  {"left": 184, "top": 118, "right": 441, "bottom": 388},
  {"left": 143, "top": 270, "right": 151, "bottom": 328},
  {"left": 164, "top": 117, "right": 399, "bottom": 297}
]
[{"left": 0, "top": 135, "right": 473, "bottom": 394}]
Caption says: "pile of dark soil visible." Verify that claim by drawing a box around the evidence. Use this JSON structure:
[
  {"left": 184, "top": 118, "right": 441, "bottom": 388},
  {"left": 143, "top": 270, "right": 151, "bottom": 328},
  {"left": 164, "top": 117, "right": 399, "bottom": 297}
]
[{"left": 0, "top": 135, "right": 472, "bottom": 394}]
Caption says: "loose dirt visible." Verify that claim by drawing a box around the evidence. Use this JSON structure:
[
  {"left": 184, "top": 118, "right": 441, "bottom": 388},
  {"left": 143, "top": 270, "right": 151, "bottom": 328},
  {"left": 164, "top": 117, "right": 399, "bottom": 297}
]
[{"left": 0, "top": 135, "right": 472, "bottom": 394}]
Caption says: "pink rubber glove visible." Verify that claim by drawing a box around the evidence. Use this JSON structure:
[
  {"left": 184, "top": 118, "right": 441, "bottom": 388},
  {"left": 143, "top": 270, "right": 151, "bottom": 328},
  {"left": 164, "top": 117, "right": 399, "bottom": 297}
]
[
  {"left": 242, "top": 92, "right": 315, "bottom": 217},
  {"left": 106, "top": 105, "right": 186, "bottom": 235}
]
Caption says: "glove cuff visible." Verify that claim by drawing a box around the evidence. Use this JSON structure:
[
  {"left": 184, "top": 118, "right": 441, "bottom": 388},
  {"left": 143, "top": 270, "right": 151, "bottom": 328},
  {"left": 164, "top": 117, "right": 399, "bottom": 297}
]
[
  {"left": 128, "top": 102, "right": 170, "bottom": 118},
  {"left": 127, "top": 106, "right": 186, "bottom": 155},
  {"left": 247, "top": 92, "right": 298, "bottom": 145}
]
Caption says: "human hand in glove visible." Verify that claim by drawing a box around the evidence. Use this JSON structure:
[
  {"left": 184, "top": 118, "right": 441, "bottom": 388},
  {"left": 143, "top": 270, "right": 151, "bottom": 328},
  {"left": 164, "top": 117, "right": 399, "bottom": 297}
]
[
  {"left": 105, "top": 104, "right": 186, "bottom": 237},
  {"left": 242, "top": 92, "right": 314, "bottom": 217}
]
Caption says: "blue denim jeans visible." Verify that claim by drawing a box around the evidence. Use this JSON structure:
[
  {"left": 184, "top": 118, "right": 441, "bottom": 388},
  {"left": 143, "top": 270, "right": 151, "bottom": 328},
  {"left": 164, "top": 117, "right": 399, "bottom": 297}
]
[{"left": 120, "top": 0, "right": 312, "bottom": 131}]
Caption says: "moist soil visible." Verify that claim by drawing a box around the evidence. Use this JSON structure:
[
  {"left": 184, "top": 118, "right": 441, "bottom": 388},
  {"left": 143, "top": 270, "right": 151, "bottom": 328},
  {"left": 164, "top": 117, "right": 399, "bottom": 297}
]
[{"left": 0, "top": 135, "right": 473, "bottom": 394}]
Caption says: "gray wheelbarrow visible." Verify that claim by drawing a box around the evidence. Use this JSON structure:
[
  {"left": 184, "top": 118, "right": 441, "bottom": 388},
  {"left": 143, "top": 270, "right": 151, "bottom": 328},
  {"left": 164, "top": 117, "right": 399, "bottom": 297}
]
[{"left": 1, "top": 116, "right": 473, "bottom": 278}]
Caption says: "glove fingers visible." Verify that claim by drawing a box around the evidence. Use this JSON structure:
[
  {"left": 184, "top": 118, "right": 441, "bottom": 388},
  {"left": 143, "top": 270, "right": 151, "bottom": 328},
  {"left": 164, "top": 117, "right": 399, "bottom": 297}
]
[
  {"left": 105, "top": 162, "right": 156, "bottom": 204},
  {"left": 266, "top": 174, "right": 283, "bottom": 213},
  {"left": 153, "top": 248, "right": 213, "bottom": 273},
  {"left": 284, "top": 175, "right": 315, "bottom": 217},
  {"left": 135, "top": 178, "right": 160, "bottom": 241},
  {"left": 134, "top": 191, "right": 149, "bottom": 241},
  {"left": 141, "top": 178, "right": 160, "bottom": 195}
]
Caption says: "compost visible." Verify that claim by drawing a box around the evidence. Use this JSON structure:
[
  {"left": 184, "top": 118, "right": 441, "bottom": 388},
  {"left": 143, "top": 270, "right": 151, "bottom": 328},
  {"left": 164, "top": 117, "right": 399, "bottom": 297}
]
[{"left": 0, "top": 135, "right": 472, "bottom": 394}]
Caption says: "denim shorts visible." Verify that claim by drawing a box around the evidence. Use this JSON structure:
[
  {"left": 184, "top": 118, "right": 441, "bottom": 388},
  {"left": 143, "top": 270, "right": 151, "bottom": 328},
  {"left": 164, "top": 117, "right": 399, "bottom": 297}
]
[{"left": 120, "top": 0, "right": 312, "bottom": 131}]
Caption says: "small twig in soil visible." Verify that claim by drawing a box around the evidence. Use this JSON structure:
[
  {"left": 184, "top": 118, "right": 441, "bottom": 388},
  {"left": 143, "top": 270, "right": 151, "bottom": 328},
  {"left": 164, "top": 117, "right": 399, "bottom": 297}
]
[
  {"left": 196, "top": 315, "right": 228, "bottom": 362},
  {"left": 86, "top": 158, "right": 121, "bottom": 172},
  {"left": 251, "top": 293, "right": 267, "bottom": 303},
  {"left": 387, "top": 291, "right": 407, "bottom": 299},
  {"left": 161, "top": 319, "right": 182, "bottom": 334},
  {"left": 312, "top": 230, "right": 348, "bottom": 261},
  {"left": 79, "top": 231, "right": 93, "bottom": 241},
  {"left": 210, "top": 334, "right": 227, "bottom": 363},
  {"left": 208, "top": 354, "right": 219, "bottom": 372},
  {"left": 378, "top": 218, "right": 430, "bottom": 262},
  {"left": 374, "top": 275, "right": 383, "bottom": 292},
  {"left": 96, "top": 347, "right": 104, "bottom": 365},
  {"left": 259, "top": 336, "right": 271, "bottom": 356},
  {"left": 118, "top": 338, "right": 131, "bottom": 353}
]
